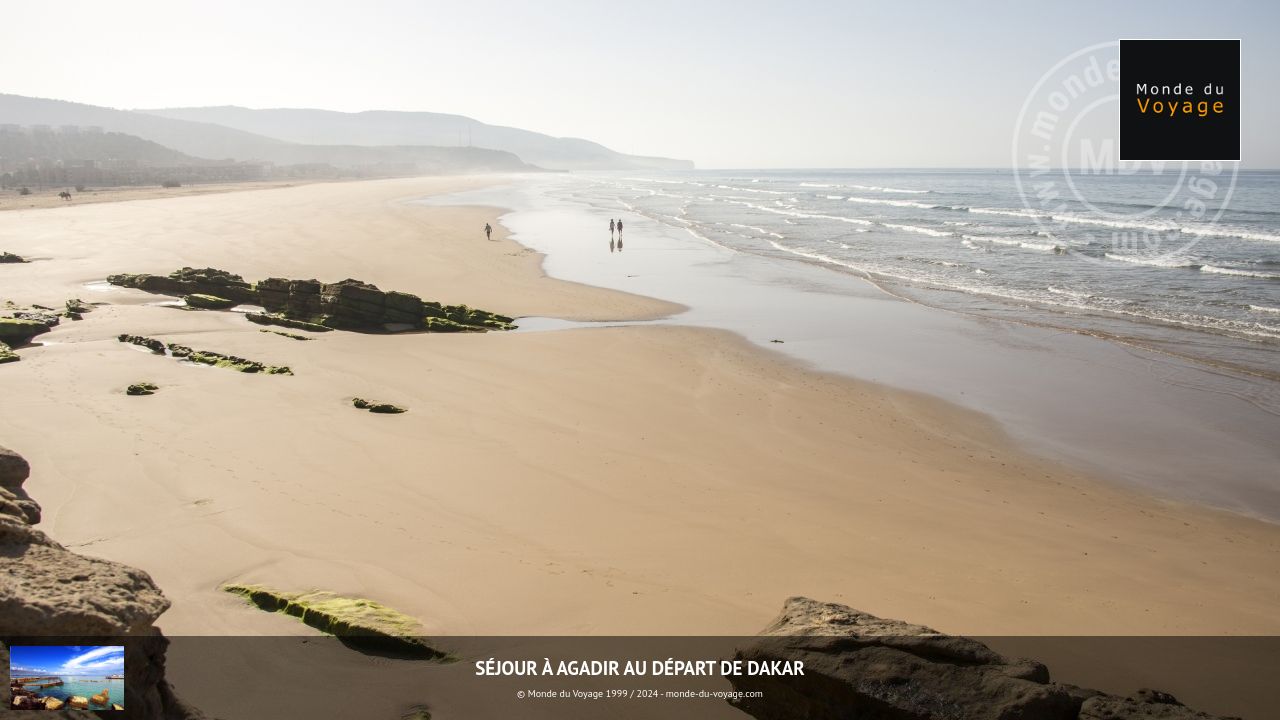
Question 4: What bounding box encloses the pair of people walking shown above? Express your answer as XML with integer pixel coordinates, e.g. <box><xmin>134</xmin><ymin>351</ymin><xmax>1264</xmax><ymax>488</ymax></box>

<box><xmin>609</xmin><ymin>218</ymin><xmax>625</xmax><ymax>252</ymax></box>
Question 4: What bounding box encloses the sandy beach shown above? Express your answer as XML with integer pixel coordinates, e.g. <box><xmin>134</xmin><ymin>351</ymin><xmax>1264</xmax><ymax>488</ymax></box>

<box><xmin>2</xmin><ymin>175</ymin><xmax>1278</xmax><ymax>646</ymax></box>
<box><xmin>0</xmin><ymin>180</ymin><xmax>310</xmax><ymax>213</ymax></box>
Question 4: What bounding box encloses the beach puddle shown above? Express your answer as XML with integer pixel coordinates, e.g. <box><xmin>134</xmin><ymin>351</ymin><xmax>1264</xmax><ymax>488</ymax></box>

<box><xmin>511</xmin><ymin>317</ymin><xmax>657</xmax><ymax>333</ymax></box>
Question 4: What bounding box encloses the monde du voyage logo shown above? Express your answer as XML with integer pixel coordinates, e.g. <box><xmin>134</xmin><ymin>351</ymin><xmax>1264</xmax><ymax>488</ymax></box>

<box><xmin>1121</xmin><ymin>39</ymin><xmax>1240</xmax><ymax>161</ymax></box>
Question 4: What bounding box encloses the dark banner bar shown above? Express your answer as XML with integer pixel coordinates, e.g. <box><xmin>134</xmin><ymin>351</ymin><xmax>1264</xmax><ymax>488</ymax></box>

<box><xmin>6</xmin><ymin>636</ymin><xmax>1278</xmax><ymax>719</ymax></box>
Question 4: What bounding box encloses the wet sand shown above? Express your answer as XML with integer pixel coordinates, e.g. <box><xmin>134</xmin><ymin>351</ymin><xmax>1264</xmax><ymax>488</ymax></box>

<box><xmin>0</xmin><ymin>174</ymin><xmax>1277</xmax><ymax>648</ymax></box>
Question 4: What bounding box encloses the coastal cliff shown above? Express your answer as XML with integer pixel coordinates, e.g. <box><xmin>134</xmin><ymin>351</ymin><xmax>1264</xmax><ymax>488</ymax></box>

<box><xmin>0</xmin><ymin>444</ymin><xmax>208</xmax><ymax>719</ymax></box>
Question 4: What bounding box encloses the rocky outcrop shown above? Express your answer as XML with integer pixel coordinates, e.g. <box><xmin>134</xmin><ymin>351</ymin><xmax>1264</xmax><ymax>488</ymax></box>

<box><xmin>245</xmin><ymin>311</ymin><xmax>333</xmax><ymax>333</ymax></box>
<box><xmin>0</xmin><ymin>443</ymin><xmax>31</xmax><ymax>489</ymax></box>
<box><xmin>107</xmin><ymin>266</ymin><xmax>515</xmax><ymax>333</ymax></box>
<box><xmin>127</xmin><ymin>382</ymin><xmax>159</xmax><ymax>396</ymax></box>
<box><xmin>183</xmin><ymin>293</ymin><xmax>238</xmax><ymax>310</ymax></box>
<box><xmin>107</xmin><ymin>266</ymin><xmax>259</xmax><ymax>304</ymax></box>
<box><xmin>167</xmin><ymin>343</ymin><xmax>292</xmax><ymax>374</ymax></box>
<box><xmin>0</xmin><ymin>317</ymin><xmax>50</xmax><ymax>346</ymax></box>
<box><xmin>0</xmin><ymin>250</ymin><xmax>27</xmax><ymax>263</ymax></box>
<box><xmin>257</xmin><ymin>276</ymin><xmax>514</xmax><ymax>332</ymax></box>
<box><xmin>729</xmin><ymin>597</ymin><xmax>1239</xmax><ymax>720</ymax></box>
<box><xmin>119</xmin><ymin>333</ymin><xmax>167</xmax><ymax>354</ymax></box>
<box><xmin>353</xmin><ymin>397</ymin><xmax>407</xmax><ymax>414</ymax></box>
<box><xmin>0</xmin><ymin>340</ymin><xmax>17</xmax><ymax>363</ymax></box>
<box><xmin>0</xmin><ymin>444</ymin><xmax>208</xmax><ymax>719</ymax></box>
<box><xmin>258</xmin><ymin>328</ymin><xmax>313</xmax><ymax>341</ymax></box>
<box><xmin>221</xmin><ymin>583</ymin><xmax>447</xmax><ymax>659</ymax></box>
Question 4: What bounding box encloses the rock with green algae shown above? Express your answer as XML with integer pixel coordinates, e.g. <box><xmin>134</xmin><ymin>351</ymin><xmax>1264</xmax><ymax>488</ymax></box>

<box><xmin>126</xmin><ymin>382</ymin><xmax>159</xmax><ymax>396</ymax></box>
<box><xmin>0</xmin><ymin>251</ymin><xmax>27</xmax><ymax>263</ymax></box>
<box><xmin>109</xmin><ymin>266</ymin><xmax>516</xmax><ymax>333</ymax></box>
<box><xmin>245</xmin><ymin>312</ymin><xmax>333</xmax><ymax>333</ymax></box>
<box><xmin>0</xmin><ymin>317</ymin><xmax>50</xmax><ymax>346</ymax></box>
<box><xmin>221</xmin><ymin>583</ymin><xmax>448</xmax><ymax>659</ymax></box>
<box><xmin>0</xmin><ymin>340</ymin><xmax>18</xmax><ymax>364</ymax></box>
<box><xmin>107</xmin><ymin>266</ymin><xmax>258</xmax><ymax>304</ymax></box>
<box><xmin>183</xmin><ymin>293</ymin><xmax>238</xmax><ymax>310</ymax></box>
<box><xmin>166</xmin><ymin>343</ymin><xmax>292</xmax><ymax>375</ymax></box>
<box><xmin>117</xmin><ymin>333</ymin><xmax>167</xmax><ymax>354</ymax></box>
<box><xmin>353</xmin><ymin>397</ymin><xmax>407</xmax><ymax>414</ymax></box>
<box><xmin>259</xmin><ymin>329</ymin><xmax>312</xmax><ymax>341</ymax></box>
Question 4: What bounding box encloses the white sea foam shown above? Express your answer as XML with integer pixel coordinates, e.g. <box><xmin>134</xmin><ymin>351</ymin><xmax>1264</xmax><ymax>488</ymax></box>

<box><xmin>883</xmin><ymin>223</ymin><xmax>952</xmax><ymax>237</ymax></box>
<box><xmin>963</xmin><ymin>235</ymin><xmax>1061</xmax><ymax>252</ymax></box>
<box><xmin>846</xmin><ymin>196</ymin><xmax>938</xmax><ymax>209</ymax></box>
<box><xmin>1201</xmin><ymin>265</ymin><xmax>1280</xmax><ymax>279</ymax></box>
<box><xmin>731</xmin><ymin>200</ymin><xmax>874</xmax><ymax>225</ymax></box>
<box><xmin>1104</xmin><ymin>253</ymin><xmax>1199</xmax><ymax>268</ymax></box>
<box><xmin>1249</xmin><ymin>304</ymin><xmax>1280</xmax><ymax>314</ymax></box>
<box><xmin>725</xmin><ymin>222</ymin><xmax>784</xmax><ymax>239</ymax></box>
<box><xmin>850</xmin><ymin>184</ymin><xmax>930</xmax><ymax>194</ymax></box>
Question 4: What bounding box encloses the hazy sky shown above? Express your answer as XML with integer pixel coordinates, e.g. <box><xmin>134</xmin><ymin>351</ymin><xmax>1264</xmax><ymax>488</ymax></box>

<box><xmin>3</xmin><ymin>0</ymin><xmax>1277</xmax><ymax>167</ymax></box>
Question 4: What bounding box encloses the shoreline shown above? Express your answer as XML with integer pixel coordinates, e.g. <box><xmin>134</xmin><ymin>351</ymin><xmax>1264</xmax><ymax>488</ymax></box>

<box><xmin>434</xmin><ymin>175</ymin><xmax>1280</xmax><ymax>524</ymax></box>
<box><xmin>1</xmin><ymin>174</ymin><xmax>1278</xmax><ymax>639</ymax></box>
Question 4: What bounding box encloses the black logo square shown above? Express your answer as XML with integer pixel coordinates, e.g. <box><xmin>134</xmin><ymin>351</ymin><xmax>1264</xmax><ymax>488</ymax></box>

<box><xmin>1120</xmin><ymin>39</ymin><xmax>1240</xmax><ymax>161</ymax></box>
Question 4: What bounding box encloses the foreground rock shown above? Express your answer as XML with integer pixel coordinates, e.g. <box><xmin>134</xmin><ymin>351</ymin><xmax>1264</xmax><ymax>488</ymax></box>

<box><xmin>0</xmin><ymin>444</ymin><xmax>207</xmax><ymax>719</ymax></box>
<box><xmin>222</xmin><ymin>583</ymin><xmax>448</xmax><ymax>659</ymax></box>
<box><xmin>108</xmin><ymin>266</ymin><xmax>515</xmax><ymax>333</ymax></box>
<box><xmin>729</xmin><ymin>597</ymin><xmax>1239</xmax><ymax>720</ymax></box>
<box><xmin>0</xmin><ymin>340</ymin><xmax>16</xmax><ymax>364</ymax></box>
<box><xmin>0</xmin><ymin>250</ymin><xmax>27</xmax><ymax>263</ymax></box>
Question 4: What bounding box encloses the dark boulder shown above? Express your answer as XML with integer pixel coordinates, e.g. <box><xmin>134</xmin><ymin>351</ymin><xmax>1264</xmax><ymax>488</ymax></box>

<box><xmin>0</xmin><ymin>317</ymin><xmax>51</xmax><ymax>346</ymax></box>
<box><xmin>729</xmin><ymin>598</ymin><xmax>1237</xmax><ymax>720</ymax></box>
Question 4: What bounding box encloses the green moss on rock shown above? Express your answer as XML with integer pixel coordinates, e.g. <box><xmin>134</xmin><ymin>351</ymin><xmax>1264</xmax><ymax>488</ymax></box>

<box><xmin>222</xmin><ymin>583</ymin><xmax>447</xmax><ymax>659</ymax></box>
<box><xmin>126</xmin><ymin>382</ymin><xmax>159</xmax><ymax>396</ymax></box>
<box><xmin>183</xmin><ymin>293</ymin><xmax>238</xmax><ymax>310</ymax></box>
<box><xmin>353</xmin><ymin>397</ymin><xmax>407</xmax><ymax>414</ymax></box>
<box><xmin>166</xmin><ymin>343</ymin><xmax>292</xmax><ymax>375</ymax></box>
<box><xmin>0</xmin><ymin>251</ymin><xmax>27</xmax><ymax>264</ymax></box>
<box><xmin>0</xmin><ymin>317</ymin><xmax>51</xmax><ymax>345</ymax></box>
<box><xmin>259</xmin><ymin>329</ymin><xmax>312</xmax><ymax>341</ymax></box>
<box><xmin>0</xmin><ymin>341</ymin><xmax>17</xmax><ymax>364</ymax></box>
<box><xmin>118</xmin><ymin>333</ymin><xmax>167</xmax><ymax>354</ymax></box>
<box><xmin>245</xmin><ymin>312</ymin><xmax>333</xmax><ymax>333</ymax></box>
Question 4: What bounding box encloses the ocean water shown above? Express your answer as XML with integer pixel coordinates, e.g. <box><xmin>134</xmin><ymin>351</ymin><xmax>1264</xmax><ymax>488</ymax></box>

<box><xmin>557</xmin><ymin>169</ymin><xmax>1280</xmax><ymax>381</ymax></box>
<box><xmin>26</xmin><ymin>677</ymin><xmax>124</xmax><ymax>709</ymax></box>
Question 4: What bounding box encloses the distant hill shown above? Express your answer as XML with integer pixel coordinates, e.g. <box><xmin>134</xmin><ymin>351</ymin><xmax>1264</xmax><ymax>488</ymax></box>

<box><xmin>137</xmin><ymin>106</ymin><xmax>693</xmax><ymax>171</ymax></box>
<box><xmin>0</xmin><ymin>94</ymin><xmax>535</xmax><ymax>173</ymax></box>
<box><xmin>0</xmin><ymin>128</ymin><xmax>202</xmax><ymax>165</ymax></box>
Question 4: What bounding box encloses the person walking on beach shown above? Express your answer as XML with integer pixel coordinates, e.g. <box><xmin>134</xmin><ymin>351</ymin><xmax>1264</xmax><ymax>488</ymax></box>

<box><xmin>616</xmin><ymin>218</ymin><xmax>624</xmax><ymax>238</ymax></box>
<box><xmin>484</xmin><ymin>223</ymin><xmax>492</xmax><ymax>241</ymax></box>
<box><xmin>609</xmin><ymin>218</ymin><xmax>615</xmax><ymax>238</ymax></box>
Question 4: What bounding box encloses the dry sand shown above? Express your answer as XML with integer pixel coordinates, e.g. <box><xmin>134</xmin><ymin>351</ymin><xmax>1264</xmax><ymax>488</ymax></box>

<box><xmin>1</xmin><ymin>174</ymin><xmax>1278</xmax><ymax>643</ymax></box>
